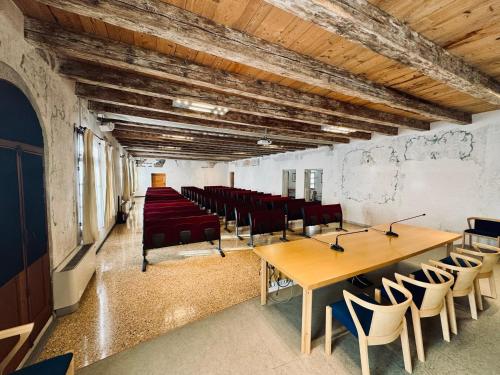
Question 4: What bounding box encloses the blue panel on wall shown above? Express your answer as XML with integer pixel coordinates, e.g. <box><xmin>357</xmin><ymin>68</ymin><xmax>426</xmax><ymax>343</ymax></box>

<box><xmin>0</xmin><ymin>80</ymin><xmax>43</xmax><ymax>147</ymax></box>
<box><xmin>22</xmin><ymin>153</ymin><xmax>48</xmax><ymax>265</ymax></box>
<box><xmin>0</xmin><ymin>148</ymin><xmax>24</xmax><ymax>287</ymax></box>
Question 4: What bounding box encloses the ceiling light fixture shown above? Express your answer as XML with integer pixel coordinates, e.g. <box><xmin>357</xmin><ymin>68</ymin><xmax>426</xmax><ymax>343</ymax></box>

<box><xmin>173</xmin><ymin>99</ymin><xmax>229</xmax><ymax>115</ymax></box>
<box><xmin>161</xmin><ymin>134</ymin><xmax>194</xmax><ymax>141</ymax></box>
<box><xmin>321</xmin><ymin>125</ymin><xmax>356</xmax><ymax>134</ymax></box>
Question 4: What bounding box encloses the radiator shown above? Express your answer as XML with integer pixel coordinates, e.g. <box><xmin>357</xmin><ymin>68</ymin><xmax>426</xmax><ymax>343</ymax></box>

<box><xmin>52</xmin><ymin>244</ymin><xmax>96</xmax><ymax>315</ymax></box>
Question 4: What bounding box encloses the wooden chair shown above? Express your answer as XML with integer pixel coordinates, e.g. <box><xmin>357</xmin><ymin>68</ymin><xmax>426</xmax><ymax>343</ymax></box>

<box><xmin>393</xmin><ymin>265</ymin><xmax>454</xmax><ymax>363</ymax></box>
<box><xmin>462</xmin><ymin>217</ymin><xmax>500</xmax><ymax>248</ymax></box>
<box><xmin>455</xmin><ymin>243</ymin><xmax>500</xmax><ymax>310</ymax></box>
<box><xmin>429</xmin><ymin>252</ymin><xmax>482</xmax><ymax>335</ymax></box>
<box><xmin>325</xmin><ymin>278</ymin><xmax>413</xmax><ymax>375</ymax></box>
<box><xmin>0</xmin><ymin>323</ymin><xmax>74</xmax><ymax>375</ymax></box>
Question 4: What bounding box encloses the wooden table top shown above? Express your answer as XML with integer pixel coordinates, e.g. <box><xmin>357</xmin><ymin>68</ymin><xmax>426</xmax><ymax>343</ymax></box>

<box><xmin>253</xmin><ymin>223</ymin><xmax>461</xmax><ymax>290</ymax></box>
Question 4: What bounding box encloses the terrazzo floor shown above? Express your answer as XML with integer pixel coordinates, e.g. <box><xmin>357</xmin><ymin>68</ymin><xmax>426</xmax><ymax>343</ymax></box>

<box><xmin>36</xmin><ymin>198</ymin><xmax>348</xmax><ymax>369</ymax></box>
<box><xmin>78</xmin><ymin>248</ymin><xmax>500</xmax><ymax>375</ymax></box>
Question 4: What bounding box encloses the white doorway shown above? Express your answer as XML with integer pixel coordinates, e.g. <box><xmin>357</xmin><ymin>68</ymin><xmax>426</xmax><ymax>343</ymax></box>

<box><xmin>282</xmin><ymin>169</ymin><xmax>296</xmax><ymax>198</ymax></box>
<box><xmin>304</xmin><ymin>169</ymin><xmax>323</xmax><ymax>202</ymax></box>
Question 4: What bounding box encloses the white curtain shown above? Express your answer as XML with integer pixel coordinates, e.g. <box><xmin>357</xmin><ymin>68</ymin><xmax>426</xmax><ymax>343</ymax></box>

<box><xmin>82</xmin><ymin>129</ymin><xmax>99</xmax><ymax>244</ymax></box>
<box><xmin>122</xmin><ymin>154</ymin><xmax>131</xmax><ymax>202</ymax></box>
<box><xmin>104</xmin><ymin>144</ymin><xmax>116</xmax><ymax>227</ymax></box>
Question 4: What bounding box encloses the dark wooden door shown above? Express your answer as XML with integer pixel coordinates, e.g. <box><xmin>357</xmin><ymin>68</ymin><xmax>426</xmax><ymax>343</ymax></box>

<box><xmin>0</xmin><ymin>147</ymin><xmax>50</xmax><ymax>372</ymax></box>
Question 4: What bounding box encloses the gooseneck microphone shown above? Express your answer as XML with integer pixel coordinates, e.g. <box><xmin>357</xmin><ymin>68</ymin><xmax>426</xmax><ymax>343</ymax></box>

<box><xmin>386</xmin><ymin>213</ymin><xmax>426</xmax><ymax>237</ymax></box>
<box><xmin>331</xmin><ymin>229</ymin><xmax>369</xmax><ymax>252</ymax></box>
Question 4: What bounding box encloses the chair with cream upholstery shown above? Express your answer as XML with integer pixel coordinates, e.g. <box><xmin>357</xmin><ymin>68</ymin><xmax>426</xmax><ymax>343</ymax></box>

<box><xmin>429</xmin><ymin>252</ymin><xmax>482</xmax><ymax>335</ymax></box>
<box><xmin>455</xmin><ymin>243</ymin><xmax>499</xmax><ymax>310</ymax></box>
<box><xmin>325</xmin><ymin>278</ymin><xmax>413</xmax><ymax>375</ymax></box>
<box><xmin>0</xmin><ymin>323</ymin><xmax>74</xmax><ymax>375</ymax></box>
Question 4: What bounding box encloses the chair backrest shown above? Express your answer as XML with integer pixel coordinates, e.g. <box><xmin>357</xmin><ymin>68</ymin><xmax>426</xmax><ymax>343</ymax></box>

<box><xmin>0</xmin><ymin>323</ymin><xmax>34</xmax><ymax>374</ymax></box>
<box><xmin>344</xmin><ymin>278</ymin><xmax>412</xmax><ymax>340</ymax></box>
<box><xmin>429</xmin><ymin>252</ymin><xmax>482</xmax><ymax>294</ymax></box>
<box><xmin>395</xmin><ymin>264</ymin><xmax>453</xmax><ymax>314</ymax></box>
<box><xmin>456</xmin><ymin>243</ymin><xmax>500</xmax><ymax>275</ymax></box>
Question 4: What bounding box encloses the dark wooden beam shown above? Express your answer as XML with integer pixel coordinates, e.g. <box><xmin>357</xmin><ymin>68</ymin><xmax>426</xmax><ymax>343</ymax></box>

<box><xmin>131</xmin><ymin>152</ymin><xmax>237</xmax><ymax>161</ymax></box>
<box><xmin>266</xmin><ymin>0</ymin><xmax>500</xmax><ymax>106</ymax></box>
<box><xmin>35</xmin><ymin>0</ymin><xmax>471</xmax><ymax>123</ymax></box>
<box><xmin>63</xmin><ymin>61</ymin><xmax>387</xmax><ymax>136</ymax></box>
<box><xmin>76</xmin><ymin>82</ymin><xmax>372</xmax><ymax>139</ymax></box>
<box><xmin>114</xmin><ymin>134</ymin><xmax>307</xmax><ymax>153</ymax></box>
<box><xmin>88</xmin><ymin>101</ymin><xmax>352</xmax><ymax>144</ymax></box>
<box><xmin>111</xmin><ymin>122</ymin><xmax>326</xmax><ymax>147</ymax></box>
<box><xmin>112</xmin><ymin>127</ymin><xmax>313</xmax><ymax>149</ymax></box>
<box><xmin>25</xmin><ymin>17</ymin><xmax>430</xmax><ymax>130</ymax></box>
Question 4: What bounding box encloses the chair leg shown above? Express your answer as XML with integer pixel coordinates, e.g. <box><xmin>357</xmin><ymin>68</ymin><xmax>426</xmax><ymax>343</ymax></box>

<box><xmin>446</xmin><ymin>292</ymin><xmax>457</xmax><ymax>335</ymax></box>
<box><xmin>474</xmin><ymin>278</ymin><xmax>483</xmax><ymax>311</ymax></box>
<box><xmin>468</xmin><ymin>288</ymin><xmax>478</xmax><ymax>320</ymax></box>
<box><xmin>439</xmin><ymin>303</ymin><xmax>450</xmax><ymax>342</ymax></box>
<box><xmin>358</xmin><ymin>337</ymin><xmax>370</xmax><ymax>375</ymax></box>
<box><xmin>400</xmin><ymin>318</ymin><xmax>412</xmax><ymax>374</ymax></box>
<box><xmin>411</xmin><ymin>306</ymin><xmax>425</xmax><ymax>362</ymax></box>
<box><xmin>325</xmin><ymin>306</ymin><xmax>332</xmax><ymax>356</ymax></box>
<box><xmin>489</xmin><ymin>273</ymin><xmax>497</xmax><ymax>299</ymax></box>
<box><xmin>374</xmin><ymin>288</ymin><xmax>381</xmax><ymax>303</ymax></box>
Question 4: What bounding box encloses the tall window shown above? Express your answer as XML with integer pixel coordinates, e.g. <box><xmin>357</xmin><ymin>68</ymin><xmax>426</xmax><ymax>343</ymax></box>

<box><xmin>76</xmin><ymin>130</ymin><xmax>84</xmax><ymax>243</ymax></box>
<box><xmin>93</xmin><ymin>138</ymin><xmax>107</xmax><ymax>232</ymax></box>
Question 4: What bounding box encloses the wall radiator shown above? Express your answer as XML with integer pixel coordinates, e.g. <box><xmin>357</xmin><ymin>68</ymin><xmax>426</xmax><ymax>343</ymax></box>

<box><xmin>52</xmin><ymin>244</ymin><xmax>96</xmax><ymax>315</ymax></box>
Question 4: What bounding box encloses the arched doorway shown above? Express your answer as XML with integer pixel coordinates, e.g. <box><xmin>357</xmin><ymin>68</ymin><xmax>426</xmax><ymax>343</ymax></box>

<box><xmin>0</xmin><ymin>80</ymin><xmax>51</xmax><ymax>372</ymax></box>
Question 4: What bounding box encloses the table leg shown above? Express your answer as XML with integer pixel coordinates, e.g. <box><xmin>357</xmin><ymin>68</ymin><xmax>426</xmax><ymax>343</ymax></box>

<box><xmin>446</xmin><ymin>242</ymin><xmax>453</xmax><ymax>256</ymax></box>
<box><xmin>301</xmin><ymin>288</ymin><xmax>313</xmax><ymax>354</ymax></box>
<box><xmin>260</xmin><ymin>259</ymin><xmax>268</xmax><ymax>305</ymax></box>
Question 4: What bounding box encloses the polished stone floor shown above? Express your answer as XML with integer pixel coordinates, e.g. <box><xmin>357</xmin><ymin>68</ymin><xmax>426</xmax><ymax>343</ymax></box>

<box><xmin>37</xmin><ymin>198</ymin><xmax>347</xmax><ymax>369</ymax></box>
<box><xmin>78</xmin><ymin>251</ymin><xmax>500</xmax><ymax>375</ymax></box>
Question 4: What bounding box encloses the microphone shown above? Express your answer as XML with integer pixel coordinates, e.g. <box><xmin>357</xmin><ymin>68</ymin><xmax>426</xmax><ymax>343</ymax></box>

<box><xmin>386</xmin><ymin>213</ymin><xmax>426</xmax><ymax>237</ymax></box>
<box><xmin>331</xmin><ymin>229</ymin><xmax>369</xmax><ymax>252</ymax></box>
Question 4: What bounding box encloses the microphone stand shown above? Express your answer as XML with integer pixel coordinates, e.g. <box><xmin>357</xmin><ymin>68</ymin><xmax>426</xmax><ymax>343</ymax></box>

<box><xmin>386</xmin><ymin>213</ymin><xmax>426</xmax><ymax>237</ymax></box>
<box><xmin>330</xmin><ymin>229</ymin><xmax>369</xmax><ymax>252</ymax></box>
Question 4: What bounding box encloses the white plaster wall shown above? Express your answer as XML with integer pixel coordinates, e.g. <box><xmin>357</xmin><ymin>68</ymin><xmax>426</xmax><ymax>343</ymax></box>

<box><xmin>137</xmin><ymin>160</ymin><xmax>229</xmax><ymax>195</ymax></box>
<box><xmin>229</xmin><ymin>110</ymin><xmax>500</xmax><ymax>233</ymax></box>
<box><xmin>0</xmin><ymin>1</ymin><xmax>126</xmax><ymax>268</ymax></box>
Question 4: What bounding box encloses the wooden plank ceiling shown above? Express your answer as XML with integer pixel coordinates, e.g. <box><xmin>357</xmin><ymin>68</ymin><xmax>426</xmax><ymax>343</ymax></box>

<box><xmin>13</xmin><ymin>0</ymin><xmax>500</xmax><ymax>161</ymax></box>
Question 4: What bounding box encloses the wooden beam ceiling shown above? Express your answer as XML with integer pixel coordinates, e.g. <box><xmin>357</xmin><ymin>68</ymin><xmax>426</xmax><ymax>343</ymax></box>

<box><xmin>112</xmin><ymin>126</ymin><xmax>317</xmax><ymax>149</ymax></box>
<box><xmin>35</xmin><ymin>0</ymin><xmax>472</xmax><ymax>124</ymax></box>
<box><xmin>61</xmin><ymin>60</ymin><xmax>390</xmax><ymax>136</ymax></box>
<box><xmin>75</xmin><ymin>82</ymin><xmax>372</xmax><ymax>139</ymax></box>
<box><xmin>110</xmin><ymin>122</ymin><xmax>329</xmax><ymax>147</ymax></box>
<box><xmin>88</xmin><ymin>102</ymin><xmax>352</xmax><ymax>144</ymax></box>
<box><xmin>266</xmin><ymin>0</ymin><xmax>500</xmax><ymax>105</ymax></box>
<box><xmin>24</xmin><ymin>17</ymin><xmax>430</xmax><ymax>130</ymax></box>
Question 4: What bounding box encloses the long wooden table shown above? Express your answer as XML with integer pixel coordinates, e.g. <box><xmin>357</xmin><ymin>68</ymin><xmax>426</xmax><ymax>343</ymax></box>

<box><xmin>253</xmin><ymin>223</ymin><xmax>461</xmax><ymax>354</ymax></box>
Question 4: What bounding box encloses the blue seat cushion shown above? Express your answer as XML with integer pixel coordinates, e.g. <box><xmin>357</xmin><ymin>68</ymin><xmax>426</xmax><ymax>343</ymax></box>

<box><xmin>380</xmin><ymin>280</ymin><xmax>425</xmax><ymax>309</ymax></box>
<box><xmin>412</xmin><ymin>269</ymin><xmax>442</xmax><ymax>283</ymax></box>
<box><xmin>12</xmin><ymin>353</ymin><xmax>73</xmax><ymax>375</ymax></box>
<box><xmin>331</xmin><ymin>293</ymin><xmax>378</xmax><ymax>337</ymax></box>
<box><xmin>464</xmin><ymin>228</ymin><xmax>499</xmax><ymax>238</ymax></box>
<box><xmin>440</xmin><ymin>256</ymin><xmax>468</xmax><ymax>267</ymax></box>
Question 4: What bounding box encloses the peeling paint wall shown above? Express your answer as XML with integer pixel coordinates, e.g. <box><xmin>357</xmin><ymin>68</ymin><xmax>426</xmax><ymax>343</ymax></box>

<box><xmin>136</xmin><ymin>160</ymin><xmax>228</xmax><ymax>195</ymax></box>
<box><xmin>0</xmin><ymin>1</ymin><xmax>125</xmax><ymax>269</ymax></box>
<box><xmin>229</xmin><ymin>110</ymin><xmax>500</xmax><ymax>233</ymax></box>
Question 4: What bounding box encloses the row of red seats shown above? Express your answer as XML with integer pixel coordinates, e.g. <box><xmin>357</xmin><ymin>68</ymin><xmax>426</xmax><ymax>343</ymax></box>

<box><xmin>142</xmin><ymin>187</ymin><xmax>224</xmax><ymax>271</ymax></box>
<box><xmin>182</xmin><ymin>186</ymin><xmax>344</xmax><ymax>246</ymax></box>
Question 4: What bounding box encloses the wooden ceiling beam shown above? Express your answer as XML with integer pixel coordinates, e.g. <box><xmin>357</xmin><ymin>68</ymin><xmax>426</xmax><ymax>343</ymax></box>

<box><xmin>131</xmin><ymin>152</ymin><xmax>238</xmax><ymax>161</ymax></box>
<box><xmin>25</xmin><ymin>17</ymin><xmax>430</xmax><ymax>130</ymax></box>
<box><xmin>75</xmin><ymin>82</ymin><xmax>372</xmax><ymax>139</ymax></box>
<box><xmin>266</xmin><ymin>0</ymin><xmax>500</xmax><ymax>106</ymax></box>
<box><xmin>88</xmin><ymin>101</ymin><xmax>352</xmax><ymax>144</ymax></box>
<box><xmin>112</xmin><ymin>128</ymin><xmax>313</xmax><ymax>149</ymax></box>
<box><xmin>34</xmin><ymin>0</ymin><xmax>471</xmax><ymax>123</ymax></box>
<box><xmin>114</xmin><ymin>134</ymin><xmax>306</xmax><ymax>153</ymax></box>
<box><xmin>62</xmin><ymin>61</ymin><xmax>386</xmax><ymax>136</ymax></box>
<box><xmin>111</xmin><ymin>122</ymin><xmax>325</xmax><ymax>147</ymax></box>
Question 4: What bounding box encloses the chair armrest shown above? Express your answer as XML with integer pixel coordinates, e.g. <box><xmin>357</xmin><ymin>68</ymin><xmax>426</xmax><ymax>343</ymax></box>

<box><xmin>0</xmin><ymin>323</ymin><xmax>34</xmax><ymax>374</ymax></box>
